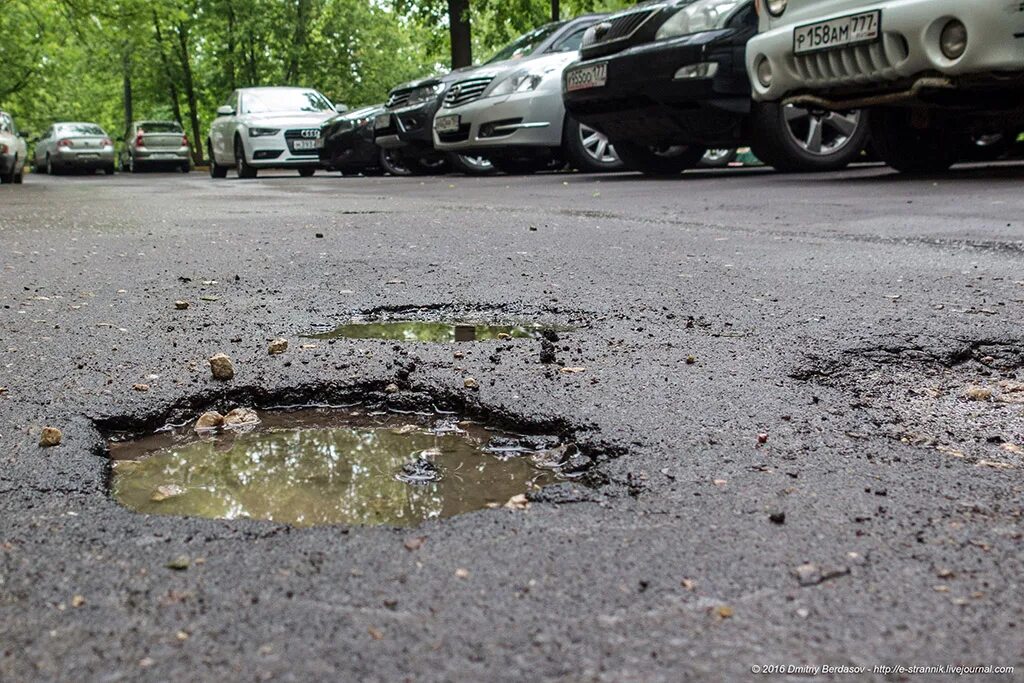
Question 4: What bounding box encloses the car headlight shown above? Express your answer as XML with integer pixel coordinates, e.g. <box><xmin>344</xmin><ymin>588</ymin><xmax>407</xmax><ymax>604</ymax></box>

<box><xmin>655</xmin><ymin>0</ymin><xmax>745</xmax><ymax>40</ymax></box>
<box><xmin>248</xmin><ymin>127</ymin><xmax>280</xmax><ymax>137</ymax></box>
<box><xmin>488</xmin><ymin>70</ymin><xmax>545</xmax><ymax>97</ymax></box>
<box><xmin>407</xmin><ymin>83</ymin><xmax>446</xmax><ymax>105</ymax></box>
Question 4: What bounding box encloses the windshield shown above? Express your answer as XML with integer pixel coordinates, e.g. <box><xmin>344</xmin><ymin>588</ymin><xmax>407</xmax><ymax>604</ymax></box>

<box><xmin>484</xmin><ymin>22</ymin><xmax>564</xmax><ymax>64</ymax></box>
<box><xmin>242</xmin><ymin>90</ymin><xmax>333</xmax><ymax>114</ymax></box>
<box><xmin>59</xmin><ymin>124</ymin><xmax>106</xmax><ymax>136</ymax></box>
<box><xmin>138</xmin><ymin>122</ymin><xmax>182</xmax><ymax>133</ymax></box>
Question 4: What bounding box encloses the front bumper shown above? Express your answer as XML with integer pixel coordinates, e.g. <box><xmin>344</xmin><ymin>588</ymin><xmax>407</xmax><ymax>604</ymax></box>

<box><xmin>374</xmin><ymin>99</ymin><xmax>442</xmax><ymax>150</ymax></box>
<box><xmin>747</xmin><ymin>0</ymin><xmax>1024</xmax><ymax>102</ymax></box>
<box><xmin>432</xmin><ymin>88</ymin><xmax>565</xmax><ymax>154</ymax></box>
<box><xmin>561</xmin><ymin>30</ymin><xmax>751</xmax><ymax>147</ymax></box>
<box><xmin>321</xmin><ymin>127</ymin><xmax>379</xmax><ymax>171</ymax></box>
<box><xmin>55</xmin><ymin>148</ymin><xmax>115</xmax><ymax>167</ymax></box>
<box><xmin>245</xmin><ymin>134</ymin><xmax>323</xmax><ymax>168</ymax></box>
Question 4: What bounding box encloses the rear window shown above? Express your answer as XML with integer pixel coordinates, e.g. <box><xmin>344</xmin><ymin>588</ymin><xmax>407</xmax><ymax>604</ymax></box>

<box><xmin>59</xmin><ymin>124</ymin><xmax>106</xmax><ymax>136</ymax></box>
<box><xmin>139</xmin><ymin>122</ymin><xmax>182</xmax><ymax>133</ymax></box>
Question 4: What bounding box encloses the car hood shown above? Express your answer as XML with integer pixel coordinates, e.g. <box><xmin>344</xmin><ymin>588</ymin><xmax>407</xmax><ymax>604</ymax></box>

<box><xmin>238</xmin><ymin>112</ymin><xmax>336</xmax><ymax>127</ymax></box>
<box><xmin>451</xmin><ymin>50</ymin><xmax>580</xmax><ymax>84</ymax></box>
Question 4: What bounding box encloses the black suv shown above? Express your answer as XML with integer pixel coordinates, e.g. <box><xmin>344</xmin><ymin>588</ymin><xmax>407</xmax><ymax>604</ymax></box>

<box><xmin>562</xmin><ymin>0</ymin><xmax>869</xmax><ymax>175</ymax></box>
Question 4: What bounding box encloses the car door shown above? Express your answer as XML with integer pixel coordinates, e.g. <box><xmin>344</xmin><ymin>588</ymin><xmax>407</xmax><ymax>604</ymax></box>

<box><xmin>11</xmin><ymin>116</ymin><xmax>27</xmax><ymax>165</ymax></box>
<box><xmin>211</xmin><ymin>91</ymin><xmax>239</xmax><ymax>163</ymax></box>
<box><xmin>35</xmin><ymin>127</ymin><xmax>52</xmax><ymax>166</ymax></box>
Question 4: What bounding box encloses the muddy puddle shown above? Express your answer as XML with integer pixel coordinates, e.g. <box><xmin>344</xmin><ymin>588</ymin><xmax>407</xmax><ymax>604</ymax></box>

<box><xmin>108</xmin><ymin>408</ymin><xmax>586</xmax><ymax>527</ymax></box>
<box><xmin>306</xmin><ymin>320</ymin><xmax>562</xmax><ymax>343</ymax></box>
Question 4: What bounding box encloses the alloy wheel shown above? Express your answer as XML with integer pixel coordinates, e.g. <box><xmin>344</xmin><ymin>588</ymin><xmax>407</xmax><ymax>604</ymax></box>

<box><xmin>457</xmin><ymin>155</ymin><xmax>493</xmax><ymax>172</ymax></box>
<box><xmin>782</xmin><ymin>106</ymin><xmax>861</xmax><ymax>156</ymax></box>
<box><xmin>703</xmin><ymin>148</ymin><xmax>734</xmax><ymax>164</ymax></box>
<box><xmin>579</xmin><ymin>124</ymin><xmax>619</xmax><ymax>164</ymax></box>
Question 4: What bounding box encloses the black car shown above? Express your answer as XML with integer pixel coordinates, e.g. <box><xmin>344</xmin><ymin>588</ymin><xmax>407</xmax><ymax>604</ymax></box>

<box><xmin>320</xmin><ymin>104</ymin><xmax>411</xmax><ymax>176</ymax></box>
<box><xmin>562</xmin><ymin>0</ymin><xmax>869</xmax><ymax>175</ymax></box>
<box><xmin>373</xmin><ymin>72</ymin><xmax>493</xmax><ymax>176</ymax></box>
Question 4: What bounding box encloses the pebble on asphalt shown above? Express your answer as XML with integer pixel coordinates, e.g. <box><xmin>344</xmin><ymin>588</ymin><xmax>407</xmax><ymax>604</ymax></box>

<box><xmin>223</xmin><ymin>407</ymin><xmax>259</xmax><ymax>428</ymax></box>
<box><xmin>166</xmin><ymin>554</ymin><xmax>190</xmax><ymax>571</ymax></box>
<box><xmin>209</xmin><ymin>353</ymin><xmax>235</xmax><ymax>380</ymax></box>
<box><xmin>268</xmin><ymin>338</ymin><xmax>289</xmax><ymax>355</ymax></box>
<box><xmin>464</xmin><ymin>377</ymin><xmax>479</xmax><ymax>389</ymax></box>
<box><xmin>39</xmin><ymin>426</ymin><xmax>63</xmax><ymax>448</ymax></box>
<box><xmin>965</xmin><ymin>385</ymin><xmax>993</xmax><ymax>401</ymax></box>
<box><xmin>194</xmin><ymin>411</ymin><xmax>225</xmax><ymax>432</ymax></box>
<box><xmin>174</xmin><ymin>300</ymin><xmax>189</xmax><ymax>310</ymax></box>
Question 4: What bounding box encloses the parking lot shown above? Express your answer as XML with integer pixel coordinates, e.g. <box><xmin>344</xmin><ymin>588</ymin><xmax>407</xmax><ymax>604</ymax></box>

<box><xmin>2</xmin><ymin>165</ymin><xmax>1023</xmax><ymax>680</ymax></box>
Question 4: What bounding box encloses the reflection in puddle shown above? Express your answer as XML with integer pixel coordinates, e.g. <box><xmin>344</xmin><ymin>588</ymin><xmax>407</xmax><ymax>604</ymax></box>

<box><xmin>306</xmin><ymin>320</ymin><xmax>560</xmax><ymax>343</ymax></box>
<box><xmin>108</xmin><ymin>409</ymin><xmax>574</xmax><ymax>527</ymax></box>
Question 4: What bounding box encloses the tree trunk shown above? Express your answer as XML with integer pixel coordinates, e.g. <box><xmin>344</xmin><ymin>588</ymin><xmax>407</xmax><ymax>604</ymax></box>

<box><xmin>285</xmin><ymin>0</ymin><xmax>310</xmax><ymax>84</ymax></box>
<box><xmin>225</xmin><ymin>0</ymin><xmax>237</xmax><ymax>89</ymax></box>
<box><xmin>447</xmin><ymin>0</ymin><xmax>471</xmax><ymax>68</ymax></box>
<box><xmin>551</xmin><ymin>0</ymin><xmax>560</xmax><ymax>22</ymax></box>
<box><xmin>174</xmin><ymin>22</ymin><xmax>204</xmax><ymax>164</ymax></box>
<box><xmin>122</xmin><ymin>50</ymin><xmax>133</xmax><ymax>141</ymax></box>
<box><xmin>152</xmin><ymin>13</ymin><xmax>184</xmax><ymax>130</ymax></box>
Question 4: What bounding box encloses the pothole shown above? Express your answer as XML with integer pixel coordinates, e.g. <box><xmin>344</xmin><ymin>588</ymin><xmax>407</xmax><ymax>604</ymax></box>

<box><xmin>305</xmin><ymin>319</ymin><xmax>565</xmax><ymax>343</ymax></box>
<box><xmin>107</xmin><ymin>406</ymin><xmax>590</xmax><ymax>527</ymax></box>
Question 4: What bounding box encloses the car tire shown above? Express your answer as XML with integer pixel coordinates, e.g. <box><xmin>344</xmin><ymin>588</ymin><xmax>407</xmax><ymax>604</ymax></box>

<box><xmin>298</xmin><ymin>168</ymin><xmax>316</xmax><ymax>177</ymax></box>
<box><xmin>104</xmin><ymin>165</ymin><xmax>116</xmax><ymax>175</ymax></box>
<box><xmin>378</xmin><ymin>149</ymin><xmax>411</xmax><ymax>176</ymax></box>
<box><xmin>128</xmin><ymin>155</ymin><xmax>138</xmax><ymax>173</ymax></box>
<box><xmin>405</xmin><ymin>154</ymin><xmax>450</xmax><ymax>176</ymax></box>
<box><xmin>0</xmin><ymin>158</ymin><xmax>14</xmax><ymax>184</ymax></box>
<box><xmin>447</xmin><ymin>153</ymin><xmax>495</xmax><ymax>175</ymax></box>
<box><xmin>208</xmin><ymin>142</ymin><xmax>228</xmax><ymax>178</ymax></box>
<box><xmin>180</xmin><ymin>163</ymin><xmax>191</xmax><ymax>173</ymax></box>
<box><xmin>610</xmin><ymin>140</ymin><xmax>706</xmax><ymax>176</ymax></box>
<box><xmin>46</xmin><ymin>154</ymin><xmax>58</xmax><ymax>176</ymax></box>
<box><xmin>749</xmin><ymin>101</ymin><xmax>868</xmax><ymax>172</ymax></box>
<box><xmin>234</xmin><ymin>136</ymin><xmax>257</xmax><ymax>179</ymax></box>
<box><xmin>868</xmin><ymin>108</ymin><xmax>960</xmax><ymax>174</ymax></box>
<box><xmin>14</xmin><ymin>168</ymin><xmax>23</xmax><ymax>184</ymax></box>
<box><xmin>698</xmin><ymin>148</ymin><xmax>738</xmax><ymax>168</ymax></box>
<box><xmin>564</xmin><ymin>117</ymin><xmax>624</xmax><ymax>173</ymax></box>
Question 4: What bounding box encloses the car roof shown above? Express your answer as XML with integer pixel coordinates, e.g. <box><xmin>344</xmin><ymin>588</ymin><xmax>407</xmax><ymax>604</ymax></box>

<box><xmin>238</xmin><ymin>86</ymin><xmax>319</xmax><ymax>94</ymax></box>
<box><xmin>135</xmin><ymin>120</ymin><xmax>182</xmax><ymax>125</ymax></box>
<box><xmin>55</xmin><ymin>122</ymin><xmax>105</xmax><ymax>127</ymax></box>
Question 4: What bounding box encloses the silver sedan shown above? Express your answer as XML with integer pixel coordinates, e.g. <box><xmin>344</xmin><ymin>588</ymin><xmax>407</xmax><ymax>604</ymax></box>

<box><xmin>34</xmin><ymin>122</ymin><xmax>116</xmax><ymax>175</ymax></box>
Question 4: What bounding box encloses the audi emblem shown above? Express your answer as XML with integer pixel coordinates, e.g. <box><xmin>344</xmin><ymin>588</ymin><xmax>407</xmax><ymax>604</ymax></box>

<box><xmin>301</xmin><ymin>129</ymin><xmax>319</xmax><ymax>139</ymax></box>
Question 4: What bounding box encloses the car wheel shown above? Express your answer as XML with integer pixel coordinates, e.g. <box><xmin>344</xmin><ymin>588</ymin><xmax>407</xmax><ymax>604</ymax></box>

<box><xmin>405</xmin><ymin>153</ymin><xmax>450</xmax><ymax>176</ymax></box>
<box><xmin>46</xmin><ymin>154</ymin><xmax>56</xmax><ymax>176</ymax></box>
<box><xmin>298</xmin><ymin>168</ymin><xmax>316</xmax><ymax>177</ymax></box>
<box><xmin>234</xmin><ymin>137</ymin><xmax>257</xmax><ymax>179</ymax></box>
<box><xmin>868</xmin><ymin>107</ymin><xmax>959</xmax><ymax>174</ymax></box>
<box><xmin>564</xmin><ymin>117</ymin><xmax>623</xmax><ymax>173</ymax></box>
<box><xmin>698</xmin><ymin>148</ymin><xmax>738</xmax><ymax>168</ymax></box>
<box><xmin>180</xmin><ymin>163</ymin><xmax>191</xmax><ymax>173</ymax></box>
<box><xmin>750</xmin><ymin>102</ymin><xmax>868</xmax><ymax>172</ymax></box>
<box><xmin>447</xmin><ymin>153</ymin><xmax>495</xmax><ymax>175</ymax></box>
<box><xmin>0</xmin><ymin>157</ymin><xmax>13</xmax><ymax>184</ymax></box>
<box><xmin>128</xmin><ymin>155</ymin><xmax>138</xmax><ymax>173</ymax></box>
<box><xmin>378</xmin><ymin>149</ymin><xmax>411</xmax><ymax>176</ymax></box>
<box><xmin>104</xmin><ymin>165</ymin><xmax>116</xmax><ymax>175</ymax></box>
<box><xmin>208</xmin><ymin>142</ymin><xmax>228</xmax><ymax>178</ymax></box>
<box><xmin>14</xmin><ymin>168</ymin><xmax>23</xmax><ymax>184</ymax></box>
<box><xmin>610</xmin><ymin>140</ymin><xmax>706</xmax><ymax>176</ymax></box>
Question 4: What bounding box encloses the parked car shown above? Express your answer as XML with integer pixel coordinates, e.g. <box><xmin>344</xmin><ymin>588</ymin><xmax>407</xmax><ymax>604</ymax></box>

<box><xmin>0</xmin><ymin>111</ymin><xmax>28</xmax><ymax>184</ymax></box>
<box><xmin>207</xmin><ymin>87</ymin><xmax>344</xmax><ymax>179</ymax></box>
<box><xmin>320</xmin><ymin>104</ymin><xmax>410</xmax><ymax>176</ymax></box>
<box><xmin>33</xmin><ymin>122</ymin><xmax>116</xmax><ymax>175</ymax></box>
<box><xmin>745</xmin><ymin>0</ymin><xmax>1024</xmax><ymax>172</ymax></box>
<box><xmin>374</xmin><ymin>73</ymin><xmax>494</xmax><ymax>176</ymax></box>
<box><xmin>119</xmin><ymin>121</ymin><xmax>191</xmax><ymax>173</ymax></box>
<box><xmin>561</xmin><ymin>0</ymin><xmax>869</xmax><ymax>175</ymax></box>
<box><xmin>434</xmin><ymin>15</ymin><xmax>624</xmax><ymax>175</ymax></box>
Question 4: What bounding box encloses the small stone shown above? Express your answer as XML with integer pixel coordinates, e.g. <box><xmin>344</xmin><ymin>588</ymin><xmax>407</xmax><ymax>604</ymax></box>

<box><xmin>455</xmin><ymin>568</ymin><xmax>470</xmax><ymax>579</ymax></box>
<box><xmin>151</xmin><ymin>484</ymin><xmax>185</xmax><ymax>502</ymax></box>
<box><xmin>453</xmin><ymin>351</ymin><xmax>464</xmax><ymax>359</ymax></box>
<box><xmin>714</xmin><ymin>605</ymin><xmax>734</xmax><ymax>619</ymax></box>
<box><xmin>504</xmin><ymin>494</ymin><xmax>530</xmax><ymax>510</ymax></box>
<box><xmin>39</xmin><ymin>427</ymin><xmax>63</xmax><ymax>448</ymax></box>
<box><xmin>769</xmin><ymin>511</ymin><xmax>786</xmax><ymax>525</ymax></box>
<box><xmin>464</xmin><ymin>377</ymin><xmax>479</xmax><ymax>389</ymax></box>
<box><xmin>268</xmin><ymin>338</ymin><xmax>288</xmax><ymax>355</ymax></box>
<box><xmin>166</xmin><ymin>554</ymin><xmax>190</xmax><ymax>570</ymax></box>
<box><xmin>368</xmin><ymin>627</ymin><xmax>384</xmax><ymax>640</ymax></box>
<box><xmin>132</xmin><ymin>383</ymin><xmax>149</xmax><ymax>392</ymax></box>
<box><xmin>223</xmin><ymin>407</ymin><xmax>259</xmax><ymax>429</ymax></box>
<box><xmin>559</xmin><ymin>366</ymin><xmax>586</xmax><ymax>374</ymax></box>
<box><xmin>794</xmin><ymin>563</ymin><xmax>821</xmax><ymax>586</ymax></box>
<box><xmin>71</xmin><ymin>595</ymin><xmax>86</xmax><ymax>608</ymax></box>
<box><xmin>757</xmin><ymin>432</ymin><xmax>769</xmax><ymax>445</ymax></box>
<box><xmin>315</xmin><ymin>233</ymin><xmax>324</xmax><ymax>239</ymax></box>
<box><xmin>208</xmin><ymin>353</ymin><xmax>235</xmax><ymax>380</ymax></box>
<box><xmin>680</xmin><ymin>579</ymin><xmax>696</xmax><ymax>591</ymax></box>
<box><xmin>685</xmin><ymin>356</ymin><xmax>696</xmax><ymax>365</ymax></box>
<box><xmin>965</xmin><ymin>386</ymin><xmax>992</xmax><ymax>401</ymax></box>
<box><xmin>937</xmin><ymin>568</ymin><xmax>955</xmax><ymax>579</ymax></box>
<box><xmin>194</xmin><ymin>411</ymin><xmax>225</xmax><ymax>432</ymax></box>
<box><xmin>403</xmin><ymin>536</ymin><xmax>426</xmax><ymax>551</ymax></box>
<box><xmin>174</xmin><ymin>300</ymin><xmax>189</xmax><ymax>310</ymax></box>
<box><xmin>384</xmin><ymin>383</ymin><xmax>400</xmax><ymax>394</ymax></box>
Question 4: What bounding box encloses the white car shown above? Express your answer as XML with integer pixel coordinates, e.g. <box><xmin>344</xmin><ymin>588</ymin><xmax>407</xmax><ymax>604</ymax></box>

<box><xmin>0</xmin><ymin>111</ymin><xmax>28</xmax><ymax>184</ymax></box>
<box><xmin>746</xmin><ymin>0</ymin><xmax>1024</xmax><ymax>172</ymax></box>
<box><xmin>207</xmin><ymin>87</ymin><xmax>344</xmax><ymax>178</ymax></box>
<box><xmin>433</xmin><ymin>17</ymin><xmax>623</xmax><ymax>175</ymax></box>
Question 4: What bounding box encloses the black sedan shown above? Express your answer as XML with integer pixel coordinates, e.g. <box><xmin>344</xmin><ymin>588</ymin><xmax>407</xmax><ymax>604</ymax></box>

<box><xmin>562</xmin><ymin>0</ymin><xmax>869</xmax><ymax>175</ymax></box>
<box><xmin>320</xmin><ymin>104</ymin><xmax>410</xmax><ymax>176</ymax></box>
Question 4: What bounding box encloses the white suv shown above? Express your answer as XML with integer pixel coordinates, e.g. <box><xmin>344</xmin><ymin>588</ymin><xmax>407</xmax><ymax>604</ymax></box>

<box><xmin>207</xmin><ymin>87</ymin><xmax>343</xmax><ymax>179</ymax></box>
<box><xmin>746</xmin><ymin>1</ymin><xmax>1024</xmax><ymax>172</ymax></box>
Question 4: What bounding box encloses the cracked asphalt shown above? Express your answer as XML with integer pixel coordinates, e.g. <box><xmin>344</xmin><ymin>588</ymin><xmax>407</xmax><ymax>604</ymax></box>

<box><xmin>1</xmin><ymin>164</ymin><xmax>1022</xmax><ymax>682</ymax></box>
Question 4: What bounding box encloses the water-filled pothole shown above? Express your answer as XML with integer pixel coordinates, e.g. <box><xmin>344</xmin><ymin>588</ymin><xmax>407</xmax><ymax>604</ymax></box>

<box><xmin>108</xmin><ymin>407</ymin><xmax>588</xmax><ymax>527</ymax></box>
<box><xmin>306</xmin><ymin>320</ymin><xmax>563</xmax><ymax>343</ymax></box>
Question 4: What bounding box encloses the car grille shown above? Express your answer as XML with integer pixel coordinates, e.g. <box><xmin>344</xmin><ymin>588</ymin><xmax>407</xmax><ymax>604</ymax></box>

<box><xmin>386</xmin><ymin>88</ymin><xmax>412</xmax><ymax>109</ymax></box>
<box><xmin>443</xmin><ymin>77</ymin><xmax>494</xmax><ymax>107</ymax></box>
<box><xmin>284</xmin><ymin>128</ymin><xmax>322</xmax><ymax>155</ymax></box>
<box><xmin>582</xmin><ymin>6</ymin><xmax>661</xmax><ymax>49</ymax></box>
<box><xmin>790</xmin><ymin>37</ymin><xmax>908</xmax><ymax>88</ymax></box>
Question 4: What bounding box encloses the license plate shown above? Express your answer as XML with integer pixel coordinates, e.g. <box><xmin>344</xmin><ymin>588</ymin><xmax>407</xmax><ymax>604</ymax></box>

<box><xmin>434</xmin><ymin>114</ymin><xmax>460</xmax><ymax>134</ymax></box>
<box><xmin>77</xmin><ymin>153</ymin><xmax>99</xmax><ymax>158</ymax></box>
<box><xmin>794</xmin><ymin>10</ymin><xmax>880</xmax><ymax>55</ymax></box>
<box><xmin>292</xmin><ymin>139</ymin><xmax>318</xmax><ymax>151</ymax></box>
<box><xmin>565</xmin><ymin>63</ymin><xmax>607</xmax><ymax>92</ymax></box>
<box><xmin>374</xmin><ymin>113</ymin><xmax>391</xmax><ymax>130</ymax></box>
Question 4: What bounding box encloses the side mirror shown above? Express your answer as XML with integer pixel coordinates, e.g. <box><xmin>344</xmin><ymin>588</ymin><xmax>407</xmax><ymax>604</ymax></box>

<box><xmin>334</xmin><ymin>103</ymin><xmax>349</xmax><ymax>114</ymax></box>
<box><xmin>216</xmin><ymin>105</ymin><xmax>235</xmax><ymax>116</ymax></box>
<box><xmin>19</xmin><ymin>131</ymin><xmax>31</xmax><ymax>140</ymax></box>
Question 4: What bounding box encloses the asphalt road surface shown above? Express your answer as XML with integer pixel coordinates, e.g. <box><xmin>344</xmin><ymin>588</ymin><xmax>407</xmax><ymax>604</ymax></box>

<box><xmin>1</xmin><ymin>165</ymin><xmax>1022</xmax><ymax>682</ymax></box>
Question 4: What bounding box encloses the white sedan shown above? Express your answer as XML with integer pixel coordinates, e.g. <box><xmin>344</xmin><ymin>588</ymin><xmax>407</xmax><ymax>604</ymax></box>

<box><xmin>207</xmin><ymin>87</ymin><xmax>343</xmax><ymax>178</ymax></box>
<box><xmin>0</xmin><ymin>111</ymin><xmax>28</xmax><ymax>184</ymax></box>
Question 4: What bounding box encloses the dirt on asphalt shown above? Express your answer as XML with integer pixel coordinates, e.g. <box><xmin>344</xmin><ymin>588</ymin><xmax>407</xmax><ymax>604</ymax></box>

<box><xmin>1</xmin><ymin>167</ymin><xmax>1022</xmax><ymax>681</ymax></box>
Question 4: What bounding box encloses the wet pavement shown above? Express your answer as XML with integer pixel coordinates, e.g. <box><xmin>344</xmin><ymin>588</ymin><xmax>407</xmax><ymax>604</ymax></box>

<box><xmin>1</xmin><ymin>166</ymin><xmax>1023</xmax><ymax>681</ymax></box>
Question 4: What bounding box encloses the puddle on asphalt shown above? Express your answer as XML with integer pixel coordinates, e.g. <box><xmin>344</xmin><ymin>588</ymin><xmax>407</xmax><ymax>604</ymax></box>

<box><xmin>306</xmin><ymin>320</ymin><xmax>562</xmax><ymax>343</ymax></box>
<box><xmin>108</xmin><ymin>408</ymin><xmax>586</xmax><ymax>527</ymax></box>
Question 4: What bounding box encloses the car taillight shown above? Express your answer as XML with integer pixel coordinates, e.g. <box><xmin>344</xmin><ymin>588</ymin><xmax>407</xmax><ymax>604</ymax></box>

<box><xmin>181</xmin><ymin>135</ymin><xmax>189</xmax><ymax>147</ymax></box>
<box><xmin>102</xmin><ymin>138</ymin><xmax>113</xmax><ymax>147</ymax></box>
<box><xmin>57</xmin><ymin>138</ymin><xmax>73</xmax><ymax>147</ymax></box>
<box><xmin>0</xmin><ymin>144</ymin><xmax>7</xmax><ymax>154</ymax></box>
<box><xmin>135</xmin><ymin>133</ymin><xmax>145</xmax><ymax>147</ymax></box>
